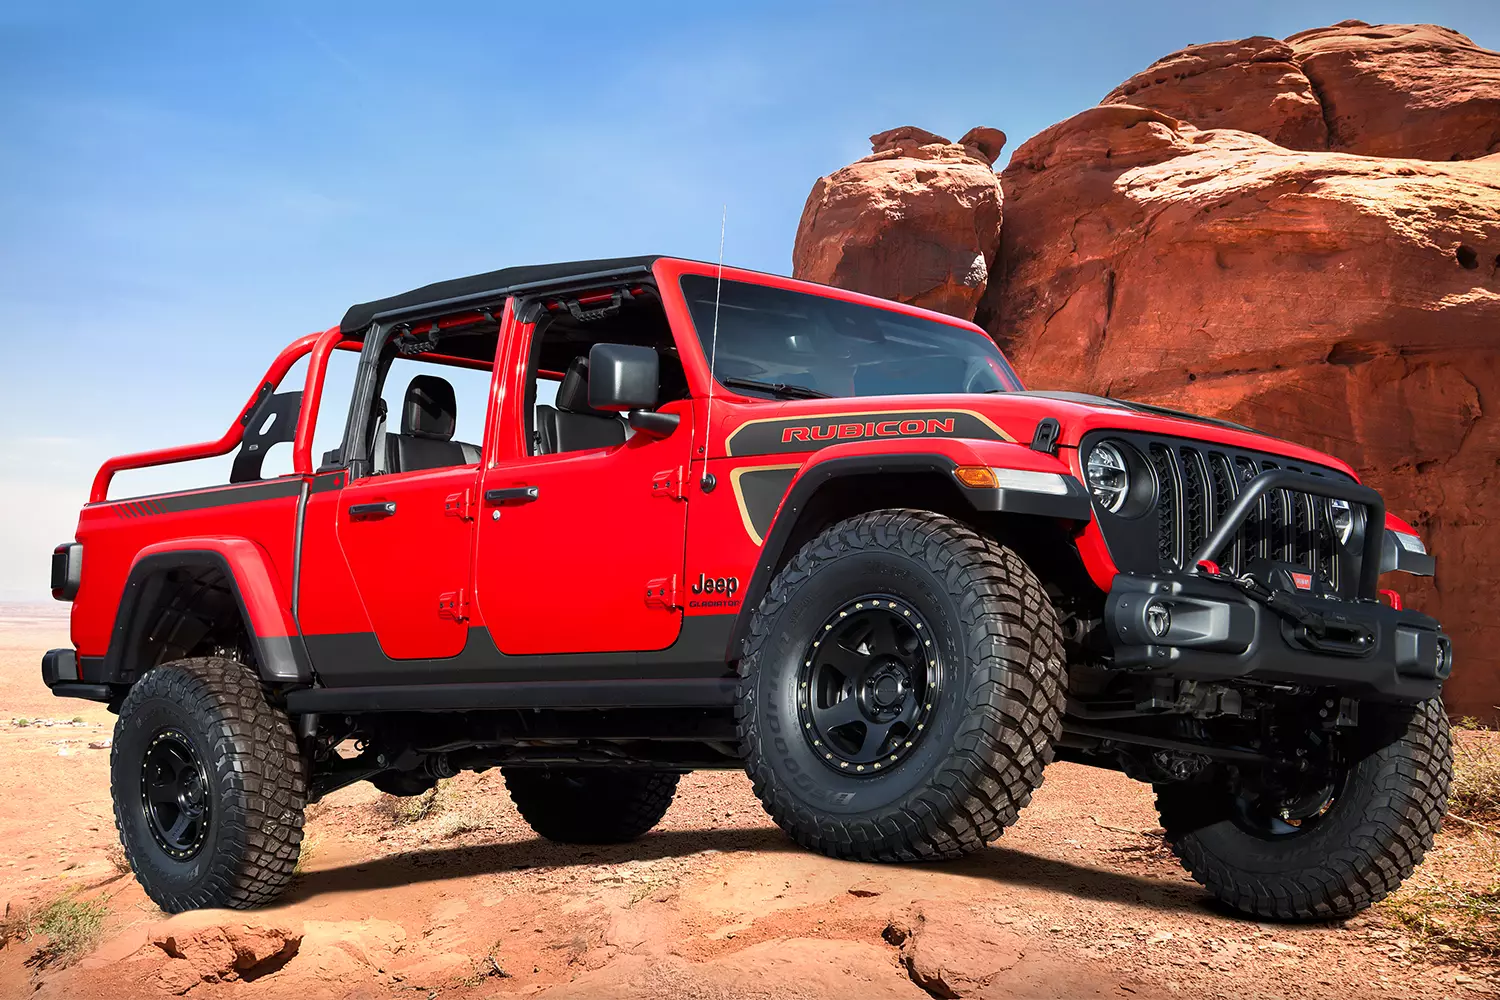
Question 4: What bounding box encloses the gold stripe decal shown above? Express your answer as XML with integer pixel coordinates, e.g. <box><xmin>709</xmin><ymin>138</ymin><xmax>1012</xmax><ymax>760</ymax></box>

<box><xmin>723</xmin><ymin>408</ymin><xmax>1012</xmax><ymax>457</ymax></box>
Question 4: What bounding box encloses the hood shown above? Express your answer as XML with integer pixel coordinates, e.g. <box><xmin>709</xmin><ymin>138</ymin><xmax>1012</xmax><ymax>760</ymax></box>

<box><xmin>1008</xmin><ymin>391</ymin><xmax>1262</xmax><ymax>436</ymax></box>
<box><xmin>708</xmin><ymin>389</ymin><xmax>1357</xmax><ymax>479</ymax></box>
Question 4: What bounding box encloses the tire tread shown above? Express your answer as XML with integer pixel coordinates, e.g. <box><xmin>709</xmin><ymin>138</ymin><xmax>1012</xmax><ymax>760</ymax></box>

<box><xmin>737</xmin><ymin>509</ymin><xmax>1065</xmax><ymax>863</ymax></box>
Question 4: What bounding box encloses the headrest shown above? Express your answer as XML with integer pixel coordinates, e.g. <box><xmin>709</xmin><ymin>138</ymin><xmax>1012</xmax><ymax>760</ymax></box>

<box><xmin>555</xmin><ymin>357</ymin><xmax>611</xmax><ymax>416</ymax></box>
<box><xmin>402</xmin><ymin>375</ymin><xmax>457</xmax><ymax>440</ymax></box>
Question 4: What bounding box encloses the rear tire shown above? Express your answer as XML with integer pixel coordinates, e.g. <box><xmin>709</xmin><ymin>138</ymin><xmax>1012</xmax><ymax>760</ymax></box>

<box><xmin>1157</xmin><ymin>698</ymin><xmax>1451</xmax><ymax>921</ymax></box>
<box><xmin>111</xmin><ymin>657</ymin><xmax>306</xmax><ymax>912</ymax></box>
<box><xmin>502</xmin><ymin>767</ymin><xmax>680</xmax><ymax>843</ymax></box>
<box><xmin>737</xmin><ymin>509</ymin><xmax>1065</xmax><ymax>862</ymax></box>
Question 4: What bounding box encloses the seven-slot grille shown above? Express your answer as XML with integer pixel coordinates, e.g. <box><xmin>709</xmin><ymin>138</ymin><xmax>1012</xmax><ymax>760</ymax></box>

<box><xmin>1146</xmin><ymin>442</ymin><xmax>1344</xmax><ymax>587</ymax></box>
<box><xmin>1083</xmin><ymin>431</ymin><xmax>1357</xmax><ymax>596</ymax></box>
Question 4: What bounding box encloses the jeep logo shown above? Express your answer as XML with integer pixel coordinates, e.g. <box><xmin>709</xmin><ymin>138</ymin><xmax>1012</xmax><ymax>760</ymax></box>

<box><xmin>691</xmin><ymin>573</ymin><xmax>739</xmax><ymax>596</ymax></box>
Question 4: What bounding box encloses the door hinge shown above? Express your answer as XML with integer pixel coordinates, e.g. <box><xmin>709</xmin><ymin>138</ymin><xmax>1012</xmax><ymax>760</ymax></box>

<box><xmin>438</xmin><ymin>589</ymin><xmax>470</xmax><ymax>622</ymax></box>
<box><xmin>644</xmin><ymin>575</ymin><xmax>680</xmax><ymax>610</ymax></box>
<box><xmin>444</xmin><ymin>488</ymin><xmax>475</xmax><ymax>521</ymax></box>
<box><xmin>651</xmin><ymin>467</ymin><xmax>686</xmax><ymax>500</ymax></box>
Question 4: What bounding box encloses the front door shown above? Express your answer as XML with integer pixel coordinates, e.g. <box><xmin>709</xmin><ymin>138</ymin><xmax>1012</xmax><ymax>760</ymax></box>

<box><xmin>473</xmin><ymin>291</ymin><xmax>695</xmax><ymax>656</ymax></box>
<box><xmin>475</xmin><ymin>423</ymin><xmax>692</xmax><ymax>655</ymax></box>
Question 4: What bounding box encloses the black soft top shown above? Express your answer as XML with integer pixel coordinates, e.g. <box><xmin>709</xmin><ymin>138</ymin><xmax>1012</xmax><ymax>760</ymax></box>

<box><xmin>339</xmin><ymin>254</ymin><xmax>663</xmax><ymax>334</ymax></box>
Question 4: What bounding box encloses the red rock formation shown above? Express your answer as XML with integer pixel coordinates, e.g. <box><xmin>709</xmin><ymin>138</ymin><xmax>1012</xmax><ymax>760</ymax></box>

<box><xmin>1291</xmin><ymin>21</ymin><xmax>1500</xmax><ymax>161</ymax></box>
<box><xmin>1103</xmin><ymin>20</ymin><xmax>1500</xmax><ymax>161</ymax></box>
<box><xmin>791</xmin><ymin>21</ymin><xmax>1500</xmax><ymax>718</ymax></box>
<box><xmin>978</xmin><ymin>106</ymin><xmax>1500</xmax><ymax>720</ymax></box>
<box><xmin>792</xmin><ymin>127</ymin><xmax>1004</xmax><ymax>318</ymax></box>
<box><xmin>1102</xmin><ymin>37</ymin><xmax>1327</xmax><ymax>150</ymax></box>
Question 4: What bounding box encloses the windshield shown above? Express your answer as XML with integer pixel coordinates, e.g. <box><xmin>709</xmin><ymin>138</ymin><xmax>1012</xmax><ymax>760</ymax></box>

<box><xmin>679</xmin><ymin>276</ymin><xmax>1021</xmax><ymax>399</ymax></box>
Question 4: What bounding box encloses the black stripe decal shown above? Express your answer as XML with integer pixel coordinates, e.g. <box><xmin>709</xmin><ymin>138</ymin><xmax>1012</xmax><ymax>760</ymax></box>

<box><xmin>724</xmin><ymin>409</ymin><xmax>1011</xmax><ymax>457</ymax></box>
<box><xmin>732</xmin><ymin>466</ymin><xmax>799</xmax><ymax>545</ymax></box>
<box><xmin>110</xmin><ymin>478</ymin><xmax>302</xmax><ymax>517</ymax></box>
<box><xmin>305</xmin><ymin>617</ymin><xmax>733</xmax><ymax>686</ymax></box>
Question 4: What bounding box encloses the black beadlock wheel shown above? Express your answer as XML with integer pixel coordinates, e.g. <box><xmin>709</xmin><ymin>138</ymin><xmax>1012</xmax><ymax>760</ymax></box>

<box><xmin>1156</xmin><ymin>698</ymin><xmax>1452</xmax><ymax>921</ymax></box>
<box><xmin>502</xmin><ymin>767</ymin><xmax>680</xmax><ymax>843</ymax></box>
<box><xmin>737</xmin><ymin>509</ymin><xmax>1066</xmax><ymax>862</ymax></box>
<box><xmin>111</xmin><ymin>657</ymin><xmax>307</xmax><ymax>912</ymax></box>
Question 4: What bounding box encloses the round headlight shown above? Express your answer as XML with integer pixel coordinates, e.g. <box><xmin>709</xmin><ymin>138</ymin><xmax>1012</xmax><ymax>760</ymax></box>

<box><xmin>1086</xmin><ymin>442</ymin><xmax>1130</xmax><ymax>513</ymax></box>
<box><xmin>1329</xmin><ymin>499</ymin><xmax>1354</xmax><ymax>545</ymax></box>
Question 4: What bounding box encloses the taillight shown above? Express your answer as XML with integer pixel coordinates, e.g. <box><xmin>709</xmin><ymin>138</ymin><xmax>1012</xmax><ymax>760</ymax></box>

<box><xmin>50</xmin><ymin>542</ymin><xmax>81</xmax><ymax>601</ymax></box>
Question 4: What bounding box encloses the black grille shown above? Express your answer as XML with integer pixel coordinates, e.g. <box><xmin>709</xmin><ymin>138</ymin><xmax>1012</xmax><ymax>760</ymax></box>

<box><xmin>1155</xmin><ymin>445</ymin><xmax>1341</xmax><ymax>585</ymax></box>
<box><xmin>1086</xmin><ymin>432</ymin><xmax>1356</xmax><ymax>596</ymax></box>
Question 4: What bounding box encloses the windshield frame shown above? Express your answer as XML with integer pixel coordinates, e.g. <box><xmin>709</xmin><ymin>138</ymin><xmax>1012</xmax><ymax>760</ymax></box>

<box><xmin>665</xmin><ymin>266</ymin><xmax>1023</xmax><ymax>402</ymax></box>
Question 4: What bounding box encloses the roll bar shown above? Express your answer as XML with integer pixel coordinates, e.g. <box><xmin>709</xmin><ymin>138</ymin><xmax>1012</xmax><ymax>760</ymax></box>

<box><xmin>90</xmin><ymin>326</ymin><xmax>351</xmax><ymax>502</ymax></box>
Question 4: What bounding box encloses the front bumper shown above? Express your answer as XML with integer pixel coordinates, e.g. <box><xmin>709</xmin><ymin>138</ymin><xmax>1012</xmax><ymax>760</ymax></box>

<box><xmin>1104</xmin><ymin>575</ymin><xmax>1451</xmax><ymax>703</ymax></box>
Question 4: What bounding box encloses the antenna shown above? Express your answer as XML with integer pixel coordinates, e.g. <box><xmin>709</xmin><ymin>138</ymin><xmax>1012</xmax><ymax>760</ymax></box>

<box><xmin>700</xmin><ymin>205</ymin><xmax>726</xmax><ymax>492</ymax></box>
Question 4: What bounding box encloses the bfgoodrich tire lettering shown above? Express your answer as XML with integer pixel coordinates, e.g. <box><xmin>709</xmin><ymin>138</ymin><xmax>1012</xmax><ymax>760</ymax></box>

<box><xmin>1157</xmin><ymin>698</ymin><xmax>1451</xmax><ymax>921</ymax></box>
<box><xmin>737</xmin><ymin>509</ymin><xmax>1065</xmax><ymax>862</ymax></box>
<box><xmin>111</xmin><ymin>657</ymin><xmax>306</xmax><ymax>912</ymax></box>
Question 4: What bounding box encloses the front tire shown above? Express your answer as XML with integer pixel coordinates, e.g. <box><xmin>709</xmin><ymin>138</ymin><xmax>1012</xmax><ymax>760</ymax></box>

<box><xmin>502</xmin><ymin>767</ymin><xmax>680</xmax><ymax>843</ymax></box>
<box><xmin>1157</xmin><ymin>698</ymin><xmax>1451</xmax><ymax>921</ymax></box>
<box><xmin>738</xmin><ymin>509</ymin><xmax>1065</xmax><ymax>862</ymax></box>
<box><xmin>111</xmin><ymin>657</ymin><xmax>306</xmax><ymax>912</ymax></box>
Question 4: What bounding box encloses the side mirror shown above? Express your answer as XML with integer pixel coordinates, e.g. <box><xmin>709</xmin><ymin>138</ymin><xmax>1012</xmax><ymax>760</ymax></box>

<box><xmin>588</xmin><ymin>343</ymin><xmax>659</xmax><ymax>412</ymax></box>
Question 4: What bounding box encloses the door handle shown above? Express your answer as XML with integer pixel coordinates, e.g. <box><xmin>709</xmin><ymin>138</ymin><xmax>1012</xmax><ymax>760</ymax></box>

<box><xmin>349</xmin><ymin>501</ymin><xmax>397</xmax><ymax>519</ymax></box>
<box><xmin>484</xmin><ymin>486</ymin><xmax>539</xmax><ymax>505</ymax></box>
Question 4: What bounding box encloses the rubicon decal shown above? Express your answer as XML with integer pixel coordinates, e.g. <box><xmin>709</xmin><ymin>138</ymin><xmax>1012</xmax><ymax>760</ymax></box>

<box><xmin>782</xmin><ymin>417</ymin><xmax>955</xmax><ymax>443</ymax></box>
<box><xmin>724</xmin><ymin>409</ymin><xmax>1012</xmax><ymax>457</ymax></box>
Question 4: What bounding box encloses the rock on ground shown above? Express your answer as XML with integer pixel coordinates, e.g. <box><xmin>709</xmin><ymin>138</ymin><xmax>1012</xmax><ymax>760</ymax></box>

<box><xmin>148</xmin><ymin>911</ymin><xmax>302</xmax><ymax>993</ymax></box>
<box><xmin>792</xmin><ymin>126</ymin><xmax>1005</xmax><ymax>318</ymax></box>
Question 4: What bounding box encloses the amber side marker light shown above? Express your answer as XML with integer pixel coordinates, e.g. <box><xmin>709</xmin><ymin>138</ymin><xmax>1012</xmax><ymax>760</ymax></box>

<box><xmin>952</xmin><ymin>466</ymin><xmax>1072</xmax><ymax>495</ymax></box>
<box><xmin>953</xmin><ymin>466</ymin><xmax>998</xmax><ymax>489</ymax></box>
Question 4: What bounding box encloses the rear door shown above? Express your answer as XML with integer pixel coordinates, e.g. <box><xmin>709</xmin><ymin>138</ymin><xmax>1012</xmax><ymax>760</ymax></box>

<box><xmin>336</xmin><ymin>464</ymin><xmax>479</xmax><ymax>659</ymax></box>
<box><xmin>327</xmin><ymin>327</ymin><xmax>498</xmax><ymax>661</ymax></box>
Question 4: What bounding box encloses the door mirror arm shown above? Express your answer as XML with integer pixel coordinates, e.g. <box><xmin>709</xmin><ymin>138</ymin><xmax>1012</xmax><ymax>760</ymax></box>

<box><xmin>628</xmin><ymin>409</ymin><xmax>680</xmax><ymax>439</ymax></box>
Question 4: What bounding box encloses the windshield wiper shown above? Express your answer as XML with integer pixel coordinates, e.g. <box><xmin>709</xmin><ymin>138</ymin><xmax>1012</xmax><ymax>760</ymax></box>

<box><xmin>720</xmin><ymin>377</ymin><xmax>831</xmax><ymax>400</ymax></box>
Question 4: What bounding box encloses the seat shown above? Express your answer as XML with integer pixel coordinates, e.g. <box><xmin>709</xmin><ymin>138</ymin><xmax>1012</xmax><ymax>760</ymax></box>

<box><xmin>384</xmin><ymin>375</ymin><xmax>481</xmax><ymax>473</ymax></box>
<box><xmin>535</xmin><ymin>357</ymin><xmax>628</xmax><ymax>455</ymax></box>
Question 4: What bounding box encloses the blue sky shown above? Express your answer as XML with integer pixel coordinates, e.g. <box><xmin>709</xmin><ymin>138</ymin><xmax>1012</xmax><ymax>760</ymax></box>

<box><xmin>2</xmin><ymin>1</ymin><xmax>1497</xmax><ymax>600</ymax></box>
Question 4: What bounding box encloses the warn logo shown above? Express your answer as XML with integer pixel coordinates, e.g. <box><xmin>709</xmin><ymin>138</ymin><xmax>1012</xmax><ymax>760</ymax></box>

<box><xmin>724</xmin><ymin>409</ymin><xmax>1011</xmax><ymax>457</ymax></box>
<box><xmin>780</xmin><ymin>418</ymin><xmax>956</xmax><ymax>444</ymax></box>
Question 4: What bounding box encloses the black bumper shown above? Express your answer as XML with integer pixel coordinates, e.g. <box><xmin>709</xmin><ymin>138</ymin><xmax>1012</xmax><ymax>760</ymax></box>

<box><xmin>41</xmin><ymin>649</ymin><xmax>112</xmax><ymax>702</ymax></box>
<box><xmin>1104</xmin><ymin>575</ymin><xmax>1451</xmax><ymax>703</ymax></box>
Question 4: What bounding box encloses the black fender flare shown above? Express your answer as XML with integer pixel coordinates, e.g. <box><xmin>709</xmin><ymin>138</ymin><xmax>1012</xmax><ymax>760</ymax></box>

<box><xmin>104</xmin><ymin>549</ymin><xmax>311</xmax><ymax>686</ymax></box>
<box><xmin>723</xmin><ymin>453</ymin><xmax>1092</xmax><ymax>661</ymax></box>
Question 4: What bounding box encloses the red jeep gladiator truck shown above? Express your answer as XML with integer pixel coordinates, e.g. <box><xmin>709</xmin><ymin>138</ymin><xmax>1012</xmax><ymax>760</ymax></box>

<box><xmin>42</xmin><ymin>256</ymin><xmax>1451</xmax><ymax>920</ymax></box>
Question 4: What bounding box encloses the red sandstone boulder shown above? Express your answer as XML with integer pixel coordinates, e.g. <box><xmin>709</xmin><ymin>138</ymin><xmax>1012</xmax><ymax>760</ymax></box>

<box><xmin>1102</xmin><ymin>37</ymin><xmax>1327</xmax><ymax>150</ymax></box>
<box><xmin>792</xmin><ymin>127</ymin><xmax>1004</xmax><ymax>318</ymax></box>
<box><xmin>1289</xmin><ymin>21</ymin><xmax>1500</xmax><ymax>160</ymax></box>
<box><xmin>1104</xmin><ymin>20</ymin><xmax>1500</xmax><ymax>161</ymax></box>
<box><xmin>789</xmin><ymin>21</ymin><xmax>1500</xmax><ymax>719</ymax></box>
<box><xmin>978</xmin><ymin>105</ymin><xmax>1500</xmax><ymax>719</ymax></box>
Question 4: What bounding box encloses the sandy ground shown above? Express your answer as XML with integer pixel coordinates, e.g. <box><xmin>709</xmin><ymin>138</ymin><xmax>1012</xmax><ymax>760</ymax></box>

<box><xmin>0</xmin><ymin>603</ymin><xmax>1495</xmax><ymax>999</ymax></box>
